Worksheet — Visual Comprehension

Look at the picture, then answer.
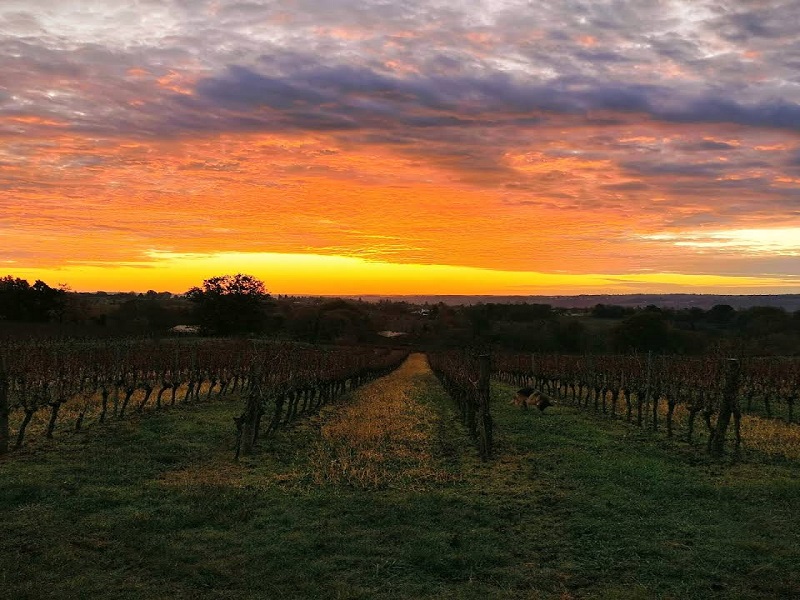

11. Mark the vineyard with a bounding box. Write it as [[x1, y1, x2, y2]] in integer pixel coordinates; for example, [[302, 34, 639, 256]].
[[493, 351, 800, 458], [4, 339, 799, 461], [1, 344, 799, 598], [427, 351, 493, 460], [0, 338, 407, 456]]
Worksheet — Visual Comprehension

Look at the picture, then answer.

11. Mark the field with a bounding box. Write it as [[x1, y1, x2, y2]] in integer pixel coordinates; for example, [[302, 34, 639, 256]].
[[1, 353, 799, 599]]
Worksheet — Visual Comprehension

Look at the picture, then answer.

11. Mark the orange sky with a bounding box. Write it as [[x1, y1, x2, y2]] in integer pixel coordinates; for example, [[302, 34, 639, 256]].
[[2, 2, 800, 295]]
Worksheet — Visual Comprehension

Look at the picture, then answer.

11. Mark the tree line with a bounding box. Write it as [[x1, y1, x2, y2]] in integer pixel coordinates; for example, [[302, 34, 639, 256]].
[[3, 273, 800, 356], [0, 276, 67, 323]]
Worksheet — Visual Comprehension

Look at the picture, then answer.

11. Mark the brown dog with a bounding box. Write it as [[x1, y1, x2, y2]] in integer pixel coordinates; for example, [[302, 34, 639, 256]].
[[512, 387, 553, 412]]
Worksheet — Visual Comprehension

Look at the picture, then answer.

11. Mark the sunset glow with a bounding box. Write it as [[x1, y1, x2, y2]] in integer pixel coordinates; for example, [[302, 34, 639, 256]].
[[2, 1, 799, 295]]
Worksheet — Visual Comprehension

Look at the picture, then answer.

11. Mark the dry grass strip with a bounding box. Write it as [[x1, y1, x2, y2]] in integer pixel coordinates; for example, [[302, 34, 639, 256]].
[[655, 402, 800, 460], [308, 353, 457, 489]]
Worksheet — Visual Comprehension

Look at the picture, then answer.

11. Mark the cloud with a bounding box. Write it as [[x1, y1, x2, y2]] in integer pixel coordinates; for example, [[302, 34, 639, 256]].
[[656, 96, 800, 130], [678, 140, 739, 152], [184, 62, 800, 143], [2, 0, 800, 289], [3, 1, 800, 144]]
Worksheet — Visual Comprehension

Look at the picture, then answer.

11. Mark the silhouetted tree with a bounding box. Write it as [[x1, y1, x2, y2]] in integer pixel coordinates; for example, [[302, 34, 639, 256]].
[[736, 306, 791, 336], [185, 274, 270, 335], [0, 276, 66, 322], [612, 311, 674, 353], [671, 307, 696, 331], [465, 304, 492, 339], [591, 303, 634, 319], [708, 304, 736, 325], [107, 296, 187, 334], [556, 319, 589, 352], [287, 299, 373, 343]]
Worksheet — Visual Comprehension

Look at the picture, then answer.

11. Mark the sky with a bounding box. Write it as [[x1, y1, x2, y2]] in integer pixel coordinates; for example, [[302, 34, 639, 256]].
[[2, 0, 800, 295]]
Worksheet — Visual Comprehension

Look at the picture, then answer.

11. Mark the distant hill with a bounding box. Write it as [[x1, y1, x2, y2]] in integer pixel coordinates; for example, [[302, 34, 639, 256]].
[[345, 294, 800, 311]]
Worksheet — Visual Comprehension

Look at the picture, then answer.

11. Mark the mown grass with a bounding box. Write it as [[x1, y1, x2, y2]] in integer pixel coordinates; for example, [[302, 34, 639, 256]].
[[1, 355, 799, 599], [305, 353, 460, 489], [559, 388, 800, 460], [7, 380, 228, 450]]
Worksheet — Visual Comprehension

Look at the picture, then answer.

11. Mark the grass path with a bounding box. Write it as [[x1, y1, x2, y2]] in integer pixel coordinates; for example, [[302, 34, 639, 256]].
[[303, 353, 463, 488], [1, 353, 799, 599]]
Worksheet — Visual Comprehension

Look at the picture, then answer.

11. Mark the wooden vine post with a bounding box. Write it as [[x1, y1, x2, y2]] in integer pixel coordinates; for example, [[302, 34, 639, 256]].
[[0, 359, 8, 455], [477, 354, 493, 461], [237, 365, 262, 459], [711, 359, 741, 456], [641, 351, 652, 428]]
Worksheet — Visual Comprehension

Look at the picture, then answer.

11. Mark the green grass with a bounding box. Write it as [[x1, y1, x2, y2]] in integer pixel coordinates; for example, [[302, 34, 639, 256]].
[[1, 368, 799, 599]]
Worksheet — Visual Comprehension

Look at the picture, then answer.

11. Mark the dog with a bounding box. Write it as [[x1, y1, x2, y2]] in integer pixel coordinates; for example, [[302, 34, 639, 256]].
[[512, 387, 553, 412]]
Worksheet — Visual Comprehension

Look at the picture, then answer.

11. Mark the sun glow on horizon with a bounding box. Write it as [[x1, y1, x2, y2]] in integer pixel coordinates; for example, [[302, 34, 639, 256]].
[[9, 251, 799, 296], [4, 2, 800, 296]]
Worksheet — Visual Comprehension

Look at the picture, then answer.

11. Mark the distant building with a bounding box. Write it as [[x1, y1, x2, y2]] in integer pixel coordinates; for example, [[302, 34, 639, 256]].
[[170, 325, 200, 334]]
